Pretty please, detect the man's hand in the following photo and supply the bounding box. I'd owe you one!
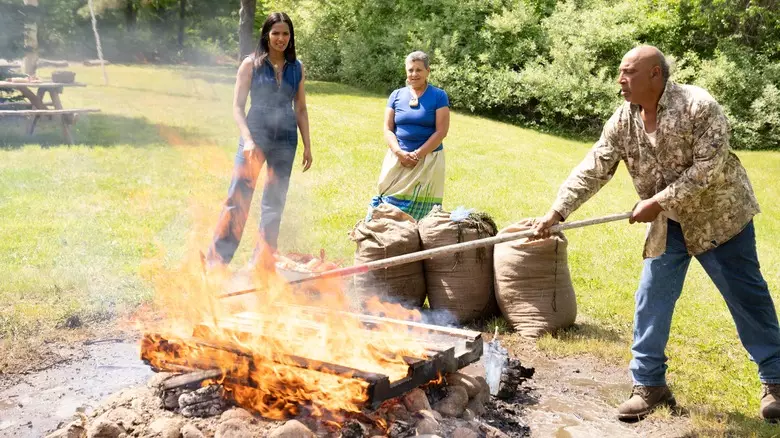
[630,198,663,224]
[302,147,313,172]
[532,209,564,239]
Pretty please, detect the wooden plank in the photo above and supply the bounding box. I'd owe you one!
[0,81,87,89]
[0,109,101,116]
[162,369,224,391]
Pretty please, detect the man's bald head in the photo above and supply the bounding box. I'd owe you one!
[624,45,670,83]
[618,45,669,105]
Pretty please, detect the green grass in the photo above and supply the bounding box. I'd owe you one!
[2,64,780,436]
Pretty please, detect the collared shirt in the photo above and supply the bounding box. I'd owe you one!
[551,81,760,258]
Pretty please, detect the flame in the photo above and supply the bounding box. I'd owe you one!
[139,233,430,419]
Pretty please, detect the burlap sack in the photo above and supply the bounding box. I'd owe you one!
[349,204,426,308]
[418,206,497,324]
[494,219,577,338]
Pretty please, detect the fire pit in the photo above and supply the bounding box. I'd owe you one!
[141,304,483,416]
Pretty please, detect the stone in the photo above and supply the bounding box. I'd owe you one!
[415,418,439,435]
[461,408,476,421]
[180,424,205,438]
[215,418,252,438]
[452,427,479,438]
[414,410,439,423]
[387,403,410,422]
[267,420,315,438]
[87,419,125,438]
[467,396,486,416]
[402,388,431,412]
[148,418,182,438]
[432,386,469,417]
[474,376,490,396]
[45,423,86,438]
[99,408,140,432]
[446,373,482,399]
[220,408,254,422]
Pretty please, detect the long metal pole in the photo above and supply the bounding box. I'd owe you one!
[218,212,632,299]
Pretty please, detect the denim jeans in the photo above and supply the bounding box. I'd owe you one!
[630,219,780,386]
[207,141,297,265]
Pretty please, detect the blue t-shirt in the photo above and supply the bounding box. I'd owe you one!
[387,85,449,152]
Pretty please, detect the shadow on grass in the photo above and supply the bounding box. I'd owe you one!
[180,69,236,85]
[554,322,624,343]
[108,85,222,101]
[0,113,203,148]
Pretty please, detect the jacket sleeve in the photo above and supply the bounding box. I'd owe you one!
[653,100,730,211]
[551,110,622,220]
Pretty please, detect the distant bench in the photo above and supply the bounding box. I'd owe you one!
[0,80,100,144]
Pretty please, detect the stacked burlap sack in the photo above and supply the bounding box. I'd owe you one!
[351,206,577,337]
[493,219,577,338]
[350,204,426,308]
[418,206,498,324]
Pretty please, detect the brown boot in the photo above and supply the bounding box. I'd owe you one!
[760,384,780,422]
[617,385,676,421]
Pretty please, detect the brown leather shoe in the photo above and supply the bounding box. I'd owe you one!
[761,384,780,422]
[617,385,676,421]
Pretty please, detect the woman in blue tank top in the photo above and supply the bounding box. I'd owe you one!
[207,12,312,269]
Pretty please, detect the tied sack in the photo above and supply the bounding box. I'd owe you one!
[494,219,576,338]
[349,203,426,308]
[418,206,497,324]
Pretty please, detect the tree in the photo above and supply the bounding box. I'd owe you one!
[178,0,185,49]
[22,0,39,76]
[238,0,256,61]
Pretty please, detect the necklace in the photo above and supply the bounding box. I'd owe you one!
[409,84,428,108]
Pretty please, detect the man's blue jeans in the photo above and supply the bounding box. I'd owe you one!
[207,142,297,265]
[630,219,780,386]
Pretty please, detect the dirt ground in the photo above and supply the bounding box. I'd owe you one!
[0,325,694,438]
[501,336,693,438]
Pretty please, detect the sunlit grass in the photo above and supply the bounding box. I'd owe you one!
[1,64,779,435]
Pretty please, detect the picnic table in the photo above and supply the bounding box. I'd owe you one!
[0,79,100,144]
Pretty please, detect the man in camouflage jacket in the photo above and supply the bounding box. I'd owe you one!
[533,45,780,422]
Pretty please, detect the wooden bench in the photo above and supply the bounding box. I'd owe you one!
[0,108,101,144]
[0,81,99,145]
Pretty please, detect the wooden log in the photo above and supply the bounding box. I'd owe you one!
[162,369,224,391]
[83,59,111,66]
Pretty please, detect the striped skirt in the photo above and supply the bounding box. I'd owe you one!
[368,149,445,221]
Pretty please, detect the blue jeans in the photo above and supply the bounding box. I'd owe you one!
[630,219,780,386]
[207,141,297,265]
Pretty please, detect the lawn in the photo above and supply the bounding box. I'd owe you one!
[1,64,779,436]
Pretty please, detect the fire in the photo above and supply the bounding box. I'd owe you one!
[139,241,429,419]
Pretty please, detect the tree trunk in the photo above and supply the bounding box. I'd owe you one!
[178,0,186,50]
[22,0,38,76]
[124,0,137,32]
[238,0,257,61]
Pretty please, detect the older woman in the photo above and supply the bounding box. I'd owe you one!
[368,51,450,220]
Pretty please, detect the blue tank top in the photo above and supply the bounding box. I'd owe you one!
[246,57,302,146]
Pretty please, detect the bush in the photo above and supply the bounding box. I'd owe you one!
[284,0,780,149]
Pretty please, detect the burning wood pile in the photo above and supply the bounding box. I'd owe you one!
[46,251,533,438]
[140,304,484,418]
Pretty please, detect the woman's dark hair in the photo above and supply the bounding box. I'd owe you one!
[253,12,296,69]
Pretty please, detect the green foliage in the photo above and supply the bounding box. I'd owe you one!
[285,0,780,149]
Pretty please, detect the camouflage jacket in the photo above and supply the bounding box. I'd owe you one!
[551,82,760,258]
